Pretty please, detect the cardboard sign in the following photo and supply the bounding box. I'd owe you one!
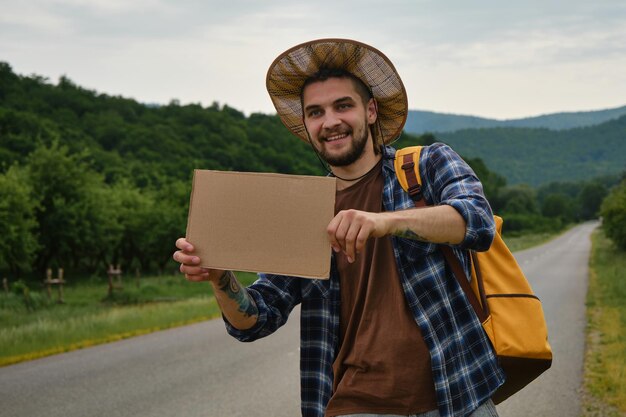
[186,170,336,279]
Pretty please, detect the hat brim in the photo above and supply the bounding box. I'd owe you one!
[266,38,408,145]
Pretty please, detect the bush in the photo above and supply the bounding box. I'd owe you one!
[0,293,27,311]
[541,193,575,222]
[501,213,562,236]
[601,180,626,250]
[7,280,50,311]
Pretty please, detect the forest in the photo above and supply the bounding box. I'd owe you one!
[0,62,621,280]
[433,119,626,186]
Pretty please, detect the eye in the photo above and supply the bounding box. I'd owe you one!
[307,109,322,118]
[337,103,353,111]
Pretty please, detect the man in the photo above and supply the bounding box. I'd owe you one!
[173,39,504,417]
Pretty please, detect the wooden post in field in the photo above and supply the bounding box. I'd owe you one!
[107,264,123,296]
[44,268,66,303]
[45,269,52,299]
[57,268,65,303]
[2,278,8,294]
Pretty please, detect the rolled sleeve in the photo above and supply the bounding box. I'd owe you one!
[224,287,270,342]
[423,143,495,251]
[445,198,495,251]
[224,273,301,342]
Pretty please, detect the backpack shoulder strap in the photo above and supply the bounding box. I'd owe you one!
[395,145,488,322]
[394,146,424,204]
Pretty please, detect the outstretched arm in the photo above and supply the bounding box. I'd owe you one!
[327,204,465,263]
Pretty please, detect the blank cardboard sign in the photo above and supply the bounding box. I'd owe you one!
[186,170,336,279]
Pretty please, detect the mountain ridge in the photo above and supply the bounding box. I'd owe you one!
[405,104,626,134]
[432,115,626,186]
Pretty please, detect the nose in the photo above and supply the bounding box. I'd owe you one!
[321,110,341,130]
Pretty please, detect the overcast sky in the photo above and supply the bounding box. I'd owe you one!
[2,0,625,119]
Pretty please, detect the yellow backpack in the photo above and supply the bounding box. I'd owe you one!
[394,146,553,404]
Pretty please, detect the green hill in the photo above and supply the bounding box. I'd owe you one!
[435,119,626,186]
[0,62,327,184]
[406,105,626,134]
[0,61,617,277]
[1,61,621,189]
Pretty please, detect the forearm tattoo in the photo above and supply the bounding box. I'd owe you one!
[217,271,258,318]
[393,228,452,245]
[393,228,428,242]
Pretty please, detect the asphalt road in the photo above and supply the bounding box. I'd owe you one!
[0,221,597,417]
[496,221,598,417]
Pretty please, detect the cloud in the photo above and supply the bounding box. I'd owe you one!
[1,0,625,118]
[0,3,72,35]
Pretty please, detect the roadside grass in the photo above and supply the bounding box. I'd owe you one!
[0,272,257,366]
[583,230,626,416]
[0,225,583,368]
[503,230,564,252]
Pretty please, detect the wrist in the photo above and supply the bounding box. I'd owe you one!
[380,211,401,236]
[207,269,228,284]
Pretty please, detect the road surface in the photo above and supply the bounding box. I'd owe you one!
[496,221,597,417]
[0,222,597,417]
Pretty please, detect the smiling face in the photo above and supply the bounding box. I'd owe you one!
[302,77,377,168]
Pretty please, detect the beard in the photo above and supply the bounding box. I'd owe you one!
[315,119,370,167]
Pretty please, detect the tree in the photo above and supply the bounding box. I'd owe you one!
[577,182,608,220]
[70,183,124,271]
[107,180,153,272]
[25,141,118,274]
[541,193,575,222]
[497,184,539,215]
[0,165,39,276]
[601,180,626,250]
[0,109,58,170]
[137,183,189,274]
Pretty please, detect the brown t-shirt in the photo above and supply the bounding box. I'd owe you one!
[325,160,438,417]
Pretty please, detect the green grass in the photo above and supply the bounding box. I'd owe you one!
[503,230,564,252]
[0,272,258,366]
[583,230,626,416]
[0,226,583,368]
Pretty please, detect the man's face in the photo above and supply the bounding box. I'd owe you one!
[302,77,376,167]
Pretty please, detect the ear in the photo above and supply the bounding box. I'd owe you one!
[367,98,378,125]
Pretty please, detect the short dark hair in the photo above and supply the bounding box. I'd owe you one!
[301,67,373,106]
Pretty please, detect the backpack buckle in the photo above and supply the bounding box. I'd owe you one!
[407,184,422,201]
[401,161,415,171]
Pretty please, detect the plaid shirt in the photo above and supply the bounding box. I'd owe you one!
[225,143,505,417]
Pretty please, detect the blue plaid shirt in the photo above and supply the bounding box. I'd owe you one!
[225,143,505,417]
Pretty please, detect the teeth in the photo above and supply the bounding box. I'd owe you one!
[327,133,348,142]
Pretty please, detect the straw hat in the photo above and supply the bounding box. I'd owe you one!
[266,38,408,144]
